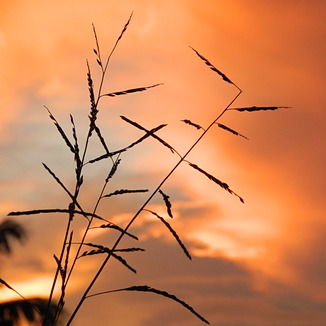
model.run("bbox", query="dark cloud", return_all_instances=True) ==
[62,236,326,326]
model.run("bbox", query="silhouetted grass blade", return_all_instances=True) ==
[216,123,248,139]
[82,243,137,273]
[124,124,167,149]
[188,163,244,203]
[7,208,139,240]
[91,223,138,240]
[105,158,121,182]
[45,106,75,154]
[159,189,173,218]
[53,254,65,281]
[113,248,145,252]
[88,285,209,324]
[80,249,106,257]
[0,278,25,300]
[145,210,191,260]
[102,83,163,97]
[88,150,124,164]
[42,163,74,200]
[92,24,102,67]
[0,278,15,291]
[190,46,233,85]
[88,125,168,164]
[86,60,98,134]
[94,125,110,154]
[64,232,73,281]
[80,247,144,257]
[101,12,134,76]
[70,115,82,167]
[231,106,290,112]
[181,119,203,130]
[102,189,149,198]
[121,116,175,153]
[116,12,133,43]
[8,208,104,220]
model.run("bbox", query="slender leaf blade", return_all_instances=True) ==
[190,46,233,85]
[145,210,191,260]
[103,83,163,97]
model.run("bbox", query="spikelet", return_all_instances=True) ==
[102,189,149,198]
[216,123,248,139]
[159,189,173,218]
[45,106,75,154]
[86,61,98,135]
[121,116,176,153]
[231,106,290,112]
[102,83,162,97]
[145,210,191,260]
[88,285,209,324]
[189,46,233,85]
[181,119,203,130]
[188,163,244,203]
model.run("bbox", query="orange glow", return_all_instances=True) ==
[1,1,326,325]
[0,276,56,303]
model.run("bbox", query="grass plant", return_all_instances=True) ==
[3,13,288,326]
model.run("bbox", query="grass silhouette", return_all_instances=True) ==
[3,13,288,326]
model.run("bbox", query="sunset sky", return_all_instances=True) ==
[1,1,326,325]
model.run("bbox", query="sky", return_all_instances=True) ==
[0,0,326,325]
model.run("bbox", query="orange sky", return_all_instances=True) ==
[1,1,326,325]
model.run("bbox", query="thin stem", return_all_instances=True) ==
[64,155,119,286]
[43,15,132,325]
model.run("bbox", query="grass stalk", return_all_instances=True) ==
[65,82,242,325]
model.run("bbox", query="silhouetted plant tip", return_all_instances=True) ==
[116,12,133,43]
[0,278,26,301]
[189,46,234,86]
[216,123,249,139]
[102,188,149,198]
[102,83,163,97]
[87,123,169,164]
[80,243,137,273]
[158,189,174,218]
[92,24,103,70]
[105,158,121,181]
[44,106,75,154]
[188,162,244,203]
[86,285,210,324]
[144,209,191,260]
[86,60,98,135]
[90,223,138,240]
[181,119,203,130]
[230,106,290,112]
[111,248,145,252]
[64,232,73,280]
[122,123,169,150]
[8,208,105,221]
[94,124,110,154]
[42,163,74,200]
[120,115,177,154]
[53,254,65,283]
